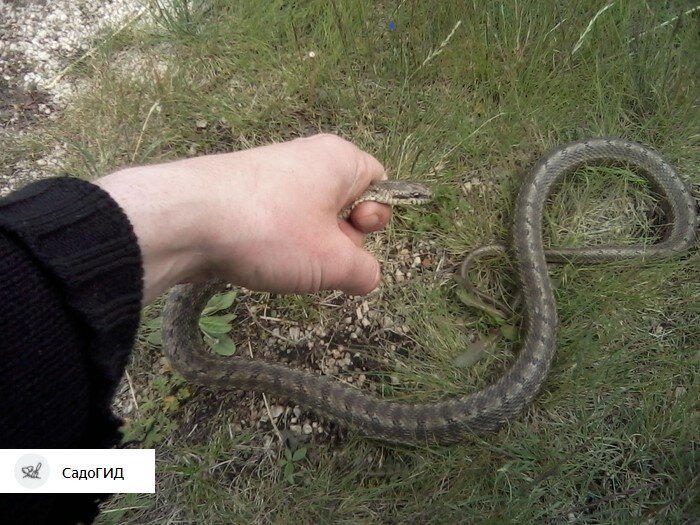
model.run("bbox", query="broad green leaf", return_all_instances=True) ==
[203,291,238,314]
[211,335,236,356]
[144,316,163,329]
[500,324,519,341]
[146,331,162,346]
[292,447,307,462]
[199,314,235,335]
[453,330,500,368]
[284,462,294,479]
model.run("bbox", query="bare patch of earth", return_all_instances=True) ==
[114,236,455,453]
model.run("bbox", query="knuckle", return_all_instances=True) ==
[314,133,348,149]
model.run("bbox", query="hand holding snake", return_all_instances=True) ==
[96,134,399,303]
[159,138,697,445]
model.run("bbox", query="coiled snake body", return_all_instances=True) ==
[162,138,697,445]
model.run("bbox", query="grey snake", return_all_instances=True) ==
[162,138,697,445]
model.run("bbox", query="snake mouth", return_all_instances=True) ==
[403,197,432,205]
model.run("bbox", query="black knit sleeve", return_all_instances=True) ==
[0,176,144,524]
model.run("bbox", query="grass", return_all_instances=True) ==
[4,0,698,523]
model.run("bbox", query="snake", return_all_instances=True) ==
[161,138,697,445]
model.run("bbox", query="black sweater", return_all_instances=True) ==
[0,177,143,524]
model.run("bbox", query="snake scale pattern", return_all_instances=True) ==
[162,138,697,445]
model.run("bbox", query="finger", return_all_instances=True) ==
[338,220,366,247]
[356,149,387,185]
[322,235,382,295]
[348,201,392,232]
[301,134,386,186]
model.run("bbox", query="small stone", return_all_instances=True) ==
[293,406,302,417]
[303,423,313,434]
[289,424,302,434]
[269,405,284,419]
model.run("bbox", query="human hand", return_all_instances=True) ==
[95,134,392,304]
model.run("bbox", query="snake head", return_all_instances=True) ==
[340,180,432,219]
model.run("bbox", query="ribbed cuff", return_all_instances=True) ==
[0,176,144,446]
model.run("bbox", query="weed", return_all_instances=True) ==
[278,445,308,484]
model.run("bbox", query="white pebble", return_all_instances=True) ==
[269,405,284,419]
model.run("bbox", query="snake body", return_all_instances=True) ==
[162,138,697,445]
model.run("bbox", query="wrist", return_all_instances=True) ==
[94,163,213,304]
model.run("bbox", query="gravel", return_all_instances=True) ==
[1,0,144,102]
[0,0,145,193]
